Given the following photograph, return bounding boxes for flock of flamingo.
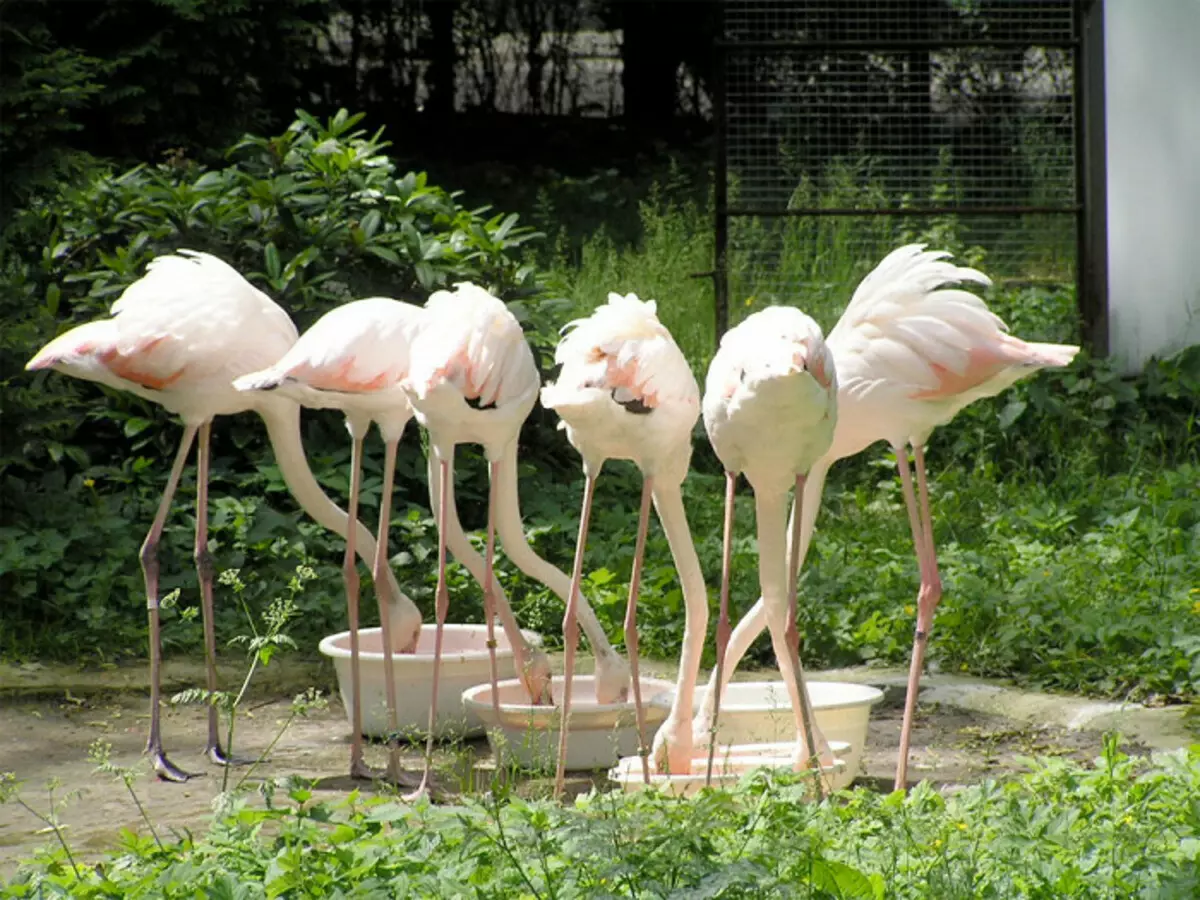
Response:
[26,243,1078,800]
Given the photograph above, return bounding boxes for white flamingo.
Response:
[401,281,631,795]
[24,251,416,781]
[540,291,706,794]
[701,305,840,783]
[691,244,1080,790]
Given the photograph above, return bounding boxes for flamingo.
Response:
[401,281,630,795]
[690,244,1080,790]
[540,292,706,794]
[234,296,553,784]
[24,250,418,782]
[700,305,839,785]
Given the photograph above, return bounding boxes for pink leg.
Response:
[893,443,943,791]
[374,437,416,788]
[785,474,822,778]
[194,423,251,768]
[144,424,201,783]
[624,477,654,785]
[704,471,737,785]
[410,454,452,799]
[483,460,501,720]
[343,434,377,780]
[554,472,597,799]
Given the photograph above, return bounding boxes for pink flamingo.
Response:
[540,291,706,794]
[701,305,840,785]
[234,296,553,784]
[401,281,630,795]
[691,244,1080,790]
[25,251,416,782]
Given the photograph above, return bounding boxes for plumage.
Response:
[27,250,298,423]
[692,244,1081,791]
[826,244,1079,457]
[704,306,837,492]
[542,291,700,482]
[541,292,706,787]
[234,297,424,437]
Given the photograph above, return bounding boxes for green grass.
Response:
[5,740,1199,897]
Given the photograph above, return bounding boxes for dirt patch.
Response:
[0,665,1147,880]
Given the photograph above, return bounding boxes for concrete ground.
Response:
[1,654,1193,880]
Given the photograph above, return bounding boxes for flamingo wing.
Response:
[412,282,538,408]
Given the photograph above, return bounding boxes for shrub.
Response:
[0,108,550,659]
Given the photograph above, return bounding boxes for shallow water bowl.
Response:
[651,680,884,782]
[462,675,676,771]
[608,740,851,798]
[319,625,543,741]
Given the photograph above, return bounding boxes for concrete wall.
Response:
[1104,0,1200,373]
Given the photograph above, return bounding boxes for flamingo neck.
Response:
[651,479,709,725]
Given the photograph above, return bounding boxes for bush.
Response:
[0,109,551,660]
[4,741,1199,898]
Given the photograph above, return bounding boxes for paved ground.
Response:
[1,655,1189,880]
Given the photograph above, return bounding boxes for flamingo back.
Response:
[410,282,538,410]
[542,291,700,476]
[703,306,837,486]
[27,250,299,420]
[826,244,1080,455]
[236,297,423,395]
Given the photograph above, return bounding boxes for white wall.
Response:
[1104,0,1200,373]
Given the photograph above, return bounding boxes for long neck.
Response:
[789,459,830,575]
[753,484,790,619]
[426,450,534,663]
[651,478,708,727]
[257,400,413,617]
[492,447,618,661]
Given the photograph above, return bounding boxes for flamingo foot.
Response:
[205,743,256,767]
[150,748,201,783]
[349,756,383,781]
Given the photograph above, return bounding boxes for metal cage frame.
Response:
[710,0,1108,353]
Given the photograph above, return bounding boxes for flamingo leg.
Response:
[411,452,452,799]
[785,474,822,777]
[755,487,830,800]
[342,432,378,780]
[195,423,252,768]
[894,443,943,791]
[143,424,201,783]
[374,436,415,788]
[483,460,501,720]
[705,471,737,785]
[624,476,654,785]
[554,471,597,799]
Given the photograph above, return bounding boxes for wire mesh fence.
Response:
[716,0,1082,333]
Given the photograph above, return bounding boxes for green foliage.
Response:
[0,109,547,661]
[4,741,1199,897]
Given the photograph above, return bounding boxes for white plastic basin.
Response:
[462,675,676,771]
[319,624,543,740]
[651,680,885,781]
[608,740,852,798]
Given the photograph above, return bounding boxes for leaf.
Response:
[264,242,281,279]
[365,244,400,265]
[997,398,1027,431]
[360,209,381,239]
[808,858,878,899]
[123,416,152,438]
